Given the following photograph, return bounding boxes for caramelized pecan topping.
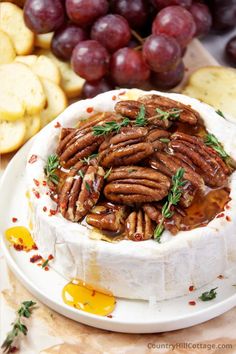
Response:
[146,129,171,151]
[115,100,171,129]
[143,203,184,235]
[57,127,104,168]
[86,202,128,233]
[58,161,105,222]
[104,166,170,204]
[170,132,230,187]
[150,151,204,208]
[125,209,154,241]
[99,127,153,167]
[139,94,199,125]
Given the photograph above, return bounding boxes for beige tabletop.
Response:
[0,40,236,354]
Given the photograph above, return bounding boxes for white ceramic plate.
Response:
[1,141,236,334]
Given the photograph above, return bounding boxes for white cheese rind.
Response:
[26,89,236,301]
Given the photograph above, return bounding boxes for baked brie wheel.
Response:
[26,89,236,301]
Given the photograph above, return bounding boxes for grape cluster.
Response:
[23,0,236,98]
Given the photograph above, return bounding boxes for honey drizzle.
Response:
[5,226,37,252]
[62,279,115,316]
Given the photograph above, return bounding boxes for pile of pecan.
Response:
[54,94,231,241]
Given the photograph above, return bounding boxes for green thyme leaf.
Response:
[44,154,59,185]
[156,107,183,121]
[135,104,147,126]
[78,170,84,179]
[104,167,112,179]
[81,153,98,164]
[85,182,91,192]
[1,301,36,353]
[199,287,218,301]
[128,169,138,173]
[92,118,130,136]
[204,133,229,160]
[41,259,49,269]
[216,109,225,118]
[154,167,187,242]
[159,138,170,143]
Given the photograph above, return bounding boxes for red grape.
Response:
[151,61,185,90]
[209,0,236,31]
[24,0,64,34]
[110,0,148,28]
[151,0,192,10]
[152,6,196,48]
[189,3,212,37]
[66,0,108,27]
[71,40,110,81]
[51,24,87,61]
[110,48,150,87]
[82,78,114,98]
[91,15,131,53]
[143,34,181,72]
[225,36,236,66]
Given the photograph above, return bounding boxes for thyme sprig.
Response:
[92,118,130,136]
[154,168,187,242]
[104,167,112,179]
[1,301,36,353]
[155,107,183,121]
[44,154,59,185]
[204,133,229,160]
[135,104,148,126]
[80,153,98,164]
[199,287,218,301]
[216,109,225,118]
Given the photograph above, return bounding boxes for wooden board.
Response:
[0,39,218,176]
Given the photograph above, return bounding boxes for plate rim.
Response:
[1,139,236,333]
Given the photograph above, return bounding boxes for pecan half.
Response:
[170,132,230,187]
[58,161,105,222]
[86,202,128,233]
[139,94,199,125]
[57,127,104,168]
[146,129,171,151]
[104,166,170,204]
[99,127,153,167]
[115,100,171,129]
[125,209,154,241]
[143,203,184,235]
[149,151,204,208]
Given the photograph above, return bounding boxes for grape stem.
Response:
[131,30,145,44]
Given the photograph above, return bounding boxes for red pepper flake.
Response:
[112,95,117,100]
[33,178,40,187]
[32,189,40,199]
[86,107,93,113]
[43,206,47,212]
[42,180,47,186]
[226,216,231,222]
[19,238,23,244]
[48,254,54,260]
[28,154,38,164]
[225,205,230,210]
[49,209,58,216]
[91,290,96,297]
[218,274,224,279]
[12,217,18,223]
[188,300,196,306]
[13,244,24,251]
[30,254,42,263]
[118,91,126,96]
[44,266,49,271]
[107,314,113,318]
[54,121,61,128]
[9,346,18,353]
[216,213,224,218]
[32,243,38,250]
[189,285,195,292]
